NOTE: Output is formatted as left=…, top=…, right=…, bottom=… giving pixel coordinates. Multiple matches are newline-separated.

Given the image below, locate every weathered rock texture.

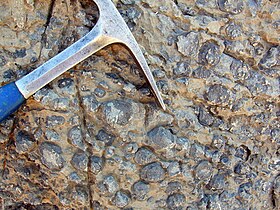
left=0, top=0, right=279, bottom=209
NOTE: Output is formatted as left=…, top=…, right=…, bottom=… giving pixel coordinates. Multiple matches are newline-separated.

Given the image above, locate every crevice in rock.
left=271, top=175, right=279, bottom=209
left=4, top=202, right=59, bottom=210
left=86, top=152, right=94, bottom=209
left=144, top=104, right=150, bottom=128
left=2, top=118, right=17, bottom=177
left=45, top=0, right=56, bottom=32
left=38, top=0, right=56, bottom=61
left=73, top=72, right=94, bottom=209
left=271, top=186, right=276, bottom=209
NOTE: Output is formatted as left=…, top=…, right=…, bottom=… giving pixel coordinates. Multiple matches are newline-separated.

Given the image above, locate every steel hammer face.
left=0, top=0, right=166, bottom=122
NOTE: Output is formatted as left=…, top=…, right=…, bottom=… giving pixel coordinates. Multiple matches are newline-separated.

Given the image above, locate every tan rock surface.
left=0, top=0, right=279, bottom=209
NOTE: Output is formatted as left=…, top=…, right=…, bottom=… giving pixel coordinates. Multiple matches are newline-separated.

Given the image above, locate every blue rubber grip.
left=0, top=82, right=25, bottom=123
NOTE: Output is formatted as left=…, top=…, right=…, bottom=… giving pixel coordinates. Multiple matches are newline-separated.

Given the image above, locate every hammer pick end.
left=126, top=43, right=167, bottom=111
left=95, top=0, right=166, bottom=110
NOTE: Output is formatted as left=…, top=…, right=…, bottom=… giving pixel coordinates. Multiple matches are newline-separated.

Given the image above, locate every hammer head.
left=93, top=0, right=166, bottom=110
left=0, top=0, right=166, bottom=123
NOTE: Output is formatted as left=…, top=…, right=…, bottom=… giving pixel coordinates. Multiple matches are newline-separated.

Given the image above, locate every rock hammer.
left=0, top=0, right=166, bottom=123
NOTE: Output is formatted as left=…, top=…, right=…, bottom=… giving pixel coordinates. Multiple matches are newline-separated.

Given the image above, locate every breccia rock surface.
left=0, top=0, right=279, bottom=209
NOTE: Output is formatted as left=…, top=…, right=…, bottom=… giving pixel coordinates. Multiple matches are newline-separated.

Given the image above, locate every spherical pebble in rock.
left=166, top=181, right=183, bottom=195
left=198, top=41, right=221, bottom=67
left=167, top=161, right=181, bottom=176
left=192, top=66, right=211, bottom=79
left=3, top=69, right=16, bottom=82
left=72, top=185, right=89, bottom=205
left=53, top=98, right=70, bottom=111
left=103, top=175, right=119, bottom=194
left=39, top=142, right=65, bottom=170
left=104, top=146, right=115, bottom=158
left=94, top=88, right=106, bottom=98
left=195, top=160, right=213, bottom=182
left=238, top=182, right=252, bottom=200
left=71, top=152, right=88, bottom=172
left=68, top=126, right=85, bottom=150
left=218, top=0, right=244, bottom=14
left=230, top=59, right=250, bottom=81
left=211, top=135, right=226, bottom=150
left=0, top=55, right=6, bottom=67
left=173, top=62, right=192, bottom=77
left=45, top=129, right=60, bottom=141
left=102, top=100, right=133, bottom=126
left=166, top=193, right=186, bottom=209
left=259, top=46, right=280, bottom=69
left=46, top=115, right=65, bottom=127
left=198, top=107, right=214, bottom=126
left=82, top=95, right=99, bottom=113
left=147, top=127, right=175, bottom=151
left=244, top=70, right=269, bottom=96
left=235, top=145, right=250, bottom=161
left=205, top=84, right=231, bottom=105
left=96, top=129, right=115, bottom=146
left=132, top=181, right=150, bottom=200
left=15, top=130, right=35, bottom=154
left=190, top=143, right=206, bottom=159
left=68, top=172, right=82, bottom=183
left=89, top=156, right=104, bottom=174
left=175, top=137, right=190, bottom=151
left=58, top=78, right=74, bottom=89
left=113, top=191, right=131, bottom=208
left=157, top=80, right=169, bottom=95
left=140, top=162, right=165, bottom=182
left=225, top=22, right=242, bottom=39
left=177, top=32, right=199, bottom=57
left=153, top=69, right=166, bottom=79
left=208, top=173, right=226, bottom=190
left=134, top=147, right=156, bottom=165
